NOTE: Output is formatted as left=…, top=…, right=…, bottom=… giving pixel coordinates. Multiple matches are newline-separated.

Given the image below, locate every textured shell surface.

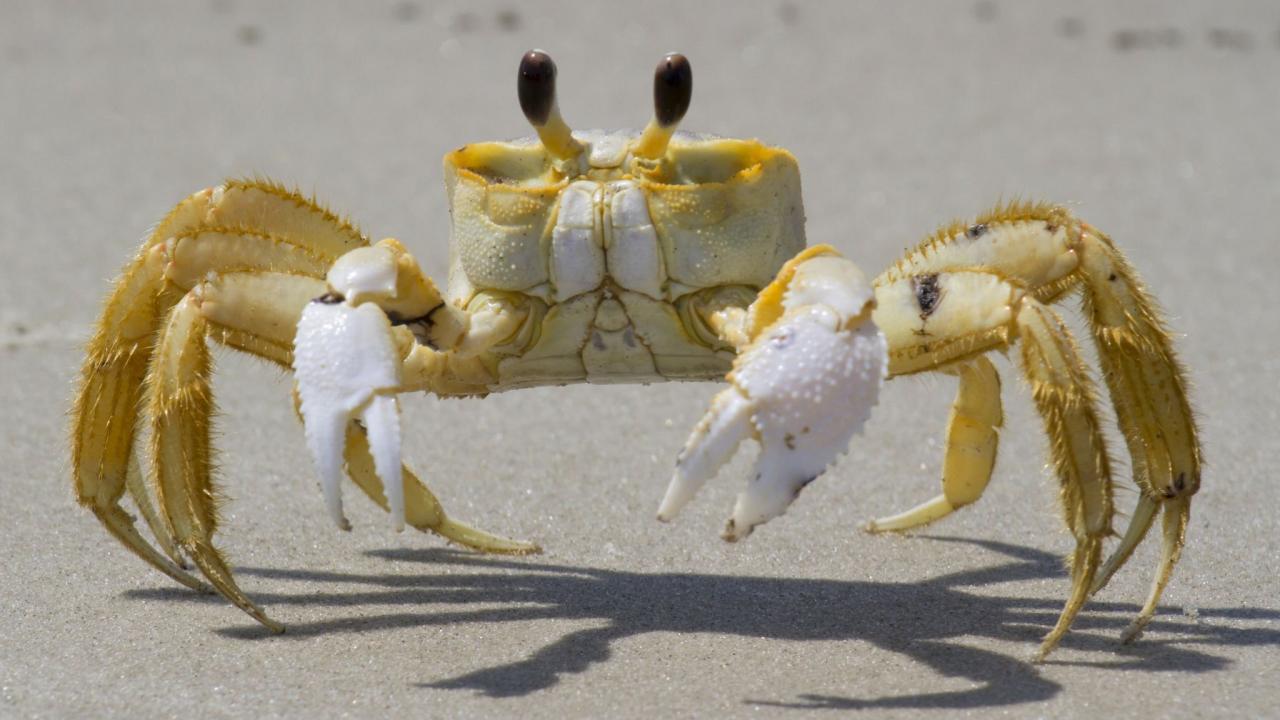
left=441, top=130, right=807, bottom=388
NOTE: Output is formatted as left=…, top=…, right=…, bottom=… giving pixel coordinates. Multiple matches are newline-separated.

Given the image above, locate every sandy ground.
left=3, top=1, right=1279, bottom=717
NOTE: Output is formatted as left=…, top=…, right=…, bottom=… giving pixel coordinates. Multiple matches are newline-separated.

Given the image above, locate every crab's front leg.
left=659, top=246, right=888, bottom=540
left=293, top=239, right=534, bottom=551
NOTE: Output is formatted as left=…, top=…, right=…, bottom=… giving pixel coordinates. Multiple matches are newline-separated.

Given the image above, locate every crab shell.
left=440, top=131, right=806, bottom=389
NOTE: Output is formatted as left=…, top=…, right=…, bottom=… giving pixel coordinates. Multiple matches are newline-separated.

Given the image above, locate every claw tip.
left=720, top=518, right=753, bottom=542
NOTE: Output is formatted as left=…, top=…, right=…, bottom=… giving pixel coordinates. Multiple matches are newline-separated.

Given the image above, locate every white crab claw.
left=293, top=299, right=404, bottom=531
left=660, top=254, right=887, bottom=541
left=658, top=389, right=754, bottom=521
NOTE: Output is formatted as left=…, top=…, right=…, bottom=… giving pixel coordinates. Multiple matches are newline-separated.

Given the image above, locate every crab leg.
left=1122, top=495, right=1189, bottom=642
left=77, top=178, right=535, bottom=628
left=863, top=202, right=1201, bottom=653
left=147, top=289, right=283, bottom=631
left=865, top=357, right=1002, bottom=532
left=76, top=357, right=209, bottom=592
left=873, top=270, right=1115, bottom=659
left=1013, top=296, right=1114, bottom=660
left=660, top=246, right=887, bottom=540
left=72, top=231, right=204, bottom=589
left=1093, top=494, right=1158, bottom=594
left=73, top=180, right=365, bottom=588
left=340, top=421, right=539, bottom=554
left=124, top=453, right=188, bottom=569
left=1076, top=228, right=1199, bottom=639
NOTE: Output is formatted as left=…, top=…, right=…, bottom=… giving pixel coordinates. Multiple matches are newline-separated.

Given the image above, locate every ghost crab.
left=72, top=50, right=1200, bottom=660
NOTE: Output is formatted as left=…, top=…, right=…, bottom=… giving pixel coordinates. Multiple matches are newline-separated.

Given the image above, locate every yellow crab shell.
left=441, top=132, right=805, bottom=387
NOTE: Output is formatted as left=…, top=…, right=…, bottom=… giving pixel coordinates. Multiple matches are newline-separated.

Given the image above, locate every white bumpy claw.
left=658, top=252, right=887, bottom=541
left=293, top=246, right=407, bottom=531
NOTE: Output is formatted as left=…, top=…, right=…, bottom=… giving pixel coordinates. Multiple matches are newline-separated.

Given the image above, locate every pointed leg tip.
left=1033, top=635, right=1064, bottom=663
left=503, top=538, right=544, bottom=555
left=452, top=538, right=543, bottom=556
left=862, top=519, right=912, bottom=536
left=1120, top=621, right=1146, bottom=645
left=863, top=519, right=890, bottom=534
left=430, top=517, right=541, bottom=555
left=243, top=604, right=285, bottom=634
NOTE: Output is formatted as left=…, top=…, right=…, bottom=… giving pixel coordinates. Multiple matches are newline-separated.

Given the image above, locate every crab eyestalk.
left=633, top=53, right=692, bottom=161
left=518, top=49, right=583, bottom=164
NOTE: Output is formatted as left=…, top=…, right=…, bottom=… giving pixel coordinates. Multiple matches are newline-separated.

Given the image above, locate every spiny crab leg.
left=293, top=244, right=410, bottom=531
left=659, top=246, right=888, bottom=540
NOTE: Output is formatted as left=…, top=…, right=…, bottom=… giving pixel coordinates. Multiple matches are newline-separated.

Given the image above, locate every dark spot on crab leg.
left=912, top=273, right=943, bottom=318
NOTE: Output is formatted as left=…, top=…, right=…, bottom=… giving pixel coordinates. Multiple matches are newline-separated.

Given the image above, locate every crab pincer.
left=293, top=245, right=410, bottom=532
left=658, top=246, right=888, bottom=540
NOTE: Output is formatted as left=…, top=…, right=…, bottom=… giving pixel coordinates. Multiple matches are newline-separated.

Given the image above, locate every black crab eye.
left=653, top=53, right=692, bottom=128
left=518, top=49, right=557, bottom=127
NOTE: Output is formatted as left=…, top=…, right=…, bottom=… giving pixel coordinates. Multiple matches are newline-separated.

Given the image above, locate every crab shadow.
left=128, top=536, right=1279, bottom=709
